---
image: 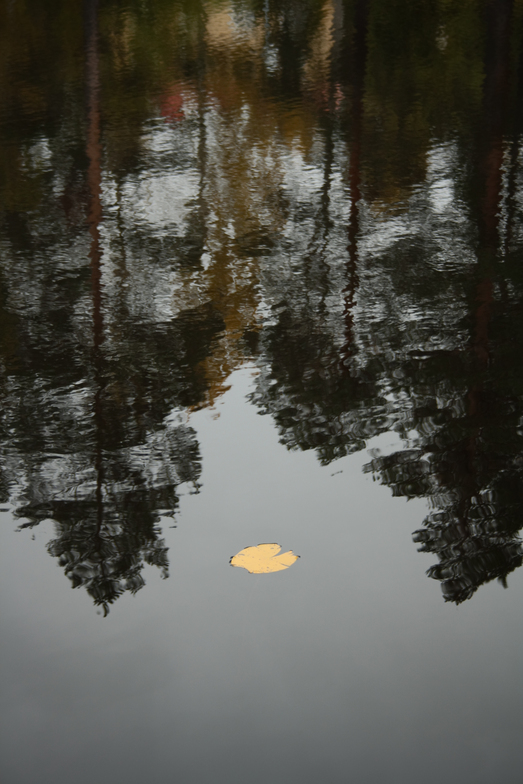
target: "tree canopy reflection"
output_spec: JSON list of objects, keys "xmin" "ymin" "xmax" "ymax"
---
[{"xmin": 0, "ymin": 0, "xmax": 522, "ymax": 609}]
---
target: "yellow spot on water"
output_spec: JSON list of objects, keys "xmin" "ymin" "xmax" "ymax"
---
[{"xmin": 230, "ymin": 543, "xmax": 299, "ymax": 574}]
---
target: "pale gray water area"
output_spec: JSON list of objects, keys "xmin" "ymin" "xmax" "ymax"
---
[{"xmin": 1, "ymin": 1, "xmax": 523, "ymax": 781}]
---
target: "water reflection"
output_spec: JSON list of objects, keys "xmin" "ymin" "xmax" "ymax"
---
[{"xmin": 0, "ymin": 0, "xmax": 522, "ymax": 609}]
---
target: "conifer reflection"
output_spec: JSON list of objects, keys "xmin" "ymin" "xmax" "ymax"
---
[
  {"xmin": 363, "ymin": 0, "xmax": 523, "ymax": 602},
  {"xmin": 0, "ymin": 0, "xmax": 522, "ymax": 608},
  {"xmin": 250, "ymin": 0, "xmax": 523, "ymax": 602},
  {"xmin": 0, "ymin": 0, "xmax": 225, "ymax": 612}
]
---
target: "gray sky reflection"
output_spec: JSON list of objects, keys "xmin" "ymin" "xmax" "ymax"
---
[{"xmin": 1, "ymin": 368, "xmax": 522, "ymax": 784}]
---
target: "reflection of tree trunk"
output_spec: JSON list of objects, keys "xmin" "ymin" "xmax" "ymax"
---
[
  {"xmin": 480, "ymin": 0, "xmax": 513, "ymax": 251},
  {"xmin": 86, "ymin": 0, "xmax": 102, "ymax": 298},
  {"xmin": 418, "ymin": 4, "xmax": 518, "ymax": 602},
  {"xmin": 196, "ymin": 2, "xmax": 208, "ymax": 261},
  {"xmin": 473, "ymin": 0, "xmax": 513, "ymax": 366},
  {"xmin": 304, "ymin": 0, "xmax": 341, "ymax": 316},
  {"xmin": 503, "ymin": 15, "xmax": 523, "ymax": 258},
  {"xmin": 318, "ymin": 117, "xmax": 334, "ymax": 303},
  {"xmin": 85, "ymin": 0, "xmax": 108, "ymax": 613},
  {"xmin": 304, "ymin": 114, "xmax": 333, "ymax": 317},
  {"xmin": 461, "ymin": 0, "xmax": 513, "ymax": 527},
  {"xmin": 340, "ymin": 0, "xmax": 368, "ymax": 366}
]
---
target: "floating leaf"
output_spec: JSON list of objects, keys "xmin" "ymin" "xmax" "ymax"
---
[{"xmin": 230, "ymin": 543, "xmax": 299, "ymax": 574}]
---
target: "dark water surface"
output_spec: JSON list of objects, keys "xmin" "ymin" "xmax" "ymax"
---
[{"xmin": 1, "ymin": 1, "xmax": 522, "ymax": 782}]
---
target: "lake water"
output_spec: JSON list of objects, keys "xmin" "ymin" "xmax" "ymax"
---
[{"xmin": 0, "ymin": 2, "xmax": 522, "ymax": 782}]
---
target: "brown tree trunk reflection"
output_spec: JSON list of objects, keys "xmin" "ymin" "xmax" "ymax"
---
[
  {"xmin": 473, "ymin": 0, "xmax": 513, "ymax": 365},
  {"xmin": 457, "ymin": 0, "xmax": 513, "ymax": 552},
  {"xmin": 340, "ymin": 0, "xmax": 369, "ymax": 367},
  {"xmin": 85, "ymin": 0, "xmax": 109, "ymax": 614}
]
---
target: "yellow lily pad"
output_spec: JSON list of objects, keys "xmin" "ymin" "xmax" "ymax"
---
[{"xmin": 230, "ymin": 543, "xmax": 299, "ymax": 574}]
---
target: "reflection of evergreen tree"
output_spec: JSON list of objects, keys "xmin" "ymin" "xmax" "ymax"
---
[
  {"xmin": 18, "ymin": 423, "xmax": 200, "ymax": 614},
  {"xmin": 2, "ymin": 294, "xmax": 224, "ymax": 612},
  {"xmin": 251, "ymin": 0, "xmax": 379, "ymax": 463},
  {"xmin": 0, "ymin": 0, "xmax": 225, "ymax": 612},
  {"xmin": 364, "ymin": 0, "xmax": 523, "ymax": 603},
  {"xmin": 251, "ymin": 308, "xmax": 377, "ymax": 463},
  {"xmin": 1, "ymin": 0, "xmax": 522, "ymax": 609},
  {"xmin": 364, "ymin": 355, "xmax": 523, "ymax": 602},
  {"xmin": 252, "ymin": 0, "xmax": 523, "ymax": 603}
]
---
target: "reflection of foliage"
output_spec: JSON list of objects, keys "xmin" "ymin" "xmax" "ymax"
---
[
  {"xmin": 248, "ymin": 1, "xmax": 523, "ymax": 603},
  {"xmin": 35, "ymin": 499, "xmax": 170, "ymax": 614},
  {"xmin": 362, "ymin": 0, "xmax": 486, "ymax": 205},
  {"xmin": 251, "ymin": 307, "xmax": 378, "ymax": 464},
  {"xmin": 0, "ymin": 299, "xmax": 224, "ymax": 612},
  {"xmin": 364, "ymin": 380, "xmax": 523, "ymax": 603},
  {"xmin": 0, "ymin": 0, "xmax": 522, "ymax": 610},
  {"xmin": 1, "ymin": 302, "xmax": 224, "ymax": 612},
  {"xmin": 16, "ymin": 423, "xmax": 200, "ymax": 615}
]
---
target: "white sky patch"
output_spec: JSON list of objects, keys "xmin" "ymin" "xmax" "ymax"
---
[
  {"xmin": 282, "ymin": 147, "xmax": 324, "ymax": 198},
  {"xmin": 365, "ymin": 429, "xmax": 407, "ymax": 458},
  {"xmin": 429, "ymin": 177, "xmax": 454, "ymax": 213},
  {"xmin": 359, "ymin": 212, "xmax": 415, "ymax": 257},
  {"xmin": 121, "ymin": 171, "xmax": 199, "ymax": 233},
  {"xmin": 426, "ymin": 142, "xmax": 458, "ymax": 213},
  {"xmin": 26, "ymin": 137, "xmax": 53, "ymax": 170}
]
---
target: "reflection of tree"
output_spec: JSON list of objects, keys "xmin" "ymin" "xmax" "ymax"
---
[
  {"xmin": 251, "ymin": 0, "xmax": 523, "ymax": 603},
  {"xmin": 364, "ymin": 360, "xmax": 523, "ymax": 602},
  {"xmin": 363, "ymin": 0, "xmax": 523, "ymax": 603},
  {"xmin": 0, "ymin": 0, "xmax": 225, "ymax": 612},
  {"xmin": 8, "ymin": 302, "xmax": 224, "ymax": 614},
  {"xmin": 251, "ymin": 0, "xmax": 378, "ymax": 463},
  {"xmin": 17, "ymin": 423, "xmax": 200, "ymax": 614},
  {"xmin": 1, "ymin": 0, "xmax": 522, "ymax": 608}
]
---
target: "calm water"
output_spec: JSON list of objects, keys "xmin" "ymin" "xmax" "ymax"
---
[{"xmin": 1, "ymin": 1, "xmax": 522, "ymax": 782}]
